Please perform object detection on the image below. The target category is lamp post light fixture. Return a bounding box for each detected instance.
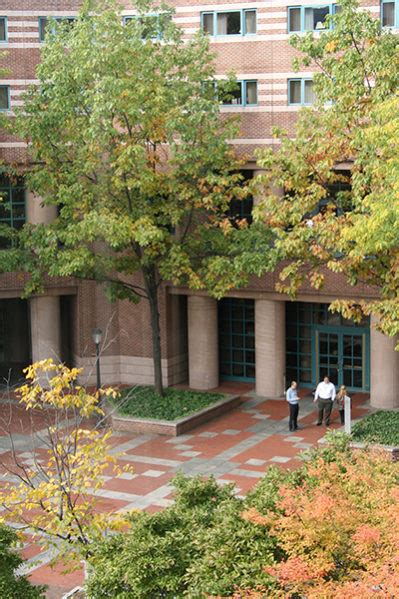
[92,328,103,391]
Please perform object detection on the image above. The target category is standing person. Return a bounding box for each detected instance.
[336,385,350,425]
[286,381,300,432]
[313,376,336,426]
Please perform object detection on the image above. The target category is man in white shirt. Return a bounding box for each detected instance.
[314,376,336,426]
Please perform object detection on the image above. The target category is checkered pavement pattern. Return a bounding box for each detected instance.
[0,386,370,598]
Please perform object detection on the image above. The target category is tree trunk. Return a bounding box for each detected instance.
[142,266,164,397]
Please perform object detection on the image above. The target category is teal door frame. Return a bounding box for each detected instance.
[312,324,370,391]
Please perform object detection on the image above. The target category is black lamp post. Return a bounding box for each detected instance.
[92,328,103,391]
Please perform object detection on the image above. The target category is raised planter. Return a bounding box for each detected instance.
[109,394,243,436]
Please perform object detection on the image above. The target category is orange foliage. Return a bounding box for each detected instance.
[241,449,399,598]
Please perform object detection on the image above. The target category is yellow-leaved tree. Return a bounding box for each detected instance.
[0,359,130,563]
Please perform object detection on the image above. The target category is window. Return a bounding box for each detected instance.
[0,177,26,248]
[226,170,254,225]
[0,86,10,111]
[381,0,396,26]
[305,170,352,218]
[220,80,258,106]
[0,17,7,43]
[38,16,76,42]
[288,78,315,105]
[123,14,170,39]
[288,5,335,32]
[201,9,256,36]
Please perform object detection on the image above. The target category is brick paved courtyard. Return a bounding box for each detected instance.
[0,384,370,598]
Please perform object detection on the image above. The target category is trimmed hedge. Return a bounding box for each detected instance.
[113,386,224,421]
[352,410,399,445]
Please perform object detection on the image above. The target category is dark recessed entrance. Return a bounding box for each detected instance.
[218,298,255,382]
[0,298,31,385]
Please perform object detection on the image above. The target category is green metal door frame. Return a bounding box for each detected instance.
[313,324,370,391]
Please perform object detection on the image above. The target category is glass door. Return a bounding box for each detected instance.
[316,329,368,390]
[342,333,365,389]
[317,331,340,385]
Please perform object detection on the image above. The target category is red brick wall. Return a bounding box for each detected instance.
[0,0,381,371]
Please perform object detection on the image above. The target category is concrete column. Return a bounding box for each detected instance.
[370,315,399,408]
[30,296,61,363]
[188,296,218,390]
[255,299,285,397]
[26,190,57,225]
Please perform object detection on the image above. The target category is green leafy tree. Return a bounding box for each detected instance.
[5,0,265,395]
[253,0,399,338]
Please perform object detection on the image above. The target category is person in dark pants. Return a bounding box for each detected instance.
[286,380,300,432]
[313,376,336,426]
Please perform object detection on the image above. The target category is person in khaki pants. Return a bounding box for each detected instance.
[313,376,336,426]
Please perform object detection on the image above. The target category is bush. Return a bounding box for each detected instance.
[352,410,399,445]
[241,442,399,598]
[113,386,224,420]
[0,525,45,598]
[86,473,281,598]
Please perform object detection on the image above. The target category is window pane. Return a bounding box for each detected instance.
[245,10,256,34]
[304,8,314,30]
[289,80,301,104]
[299,370,311,383]
[304,80,315,104]
[246,81,257,105]
[313,6,329,29]
[39,17,48,41]
[382,2,395,26]
[202,13,214,34]
[0,87,9,110]
[217,12,241,35]
[289,7,301,31]
[222,82,242,105]
[140,15,159,39]
[0,18,6,41]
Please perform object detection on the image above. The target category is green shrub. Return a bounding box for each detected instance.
[352,410,399,445]
[113,387,224,420]
[86,475,237,598]
[86,473,280,598]
[0,525,45,598]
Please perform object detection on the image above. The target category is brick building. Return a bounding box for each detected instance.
[0,0,398,408]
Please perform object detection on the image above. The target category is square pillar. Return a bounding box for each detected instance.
[370,315,399,408]
[255,299,285,397]
[188,296,218,390]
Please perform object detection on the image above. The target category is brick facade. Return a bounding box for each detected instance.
[0,0,394,405]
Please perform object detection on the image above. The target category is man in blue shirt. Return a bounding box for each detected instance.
[286,380,300,432]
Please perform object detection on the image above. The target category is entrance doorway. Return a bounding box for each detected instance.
[317,329,367,389]
[286,302,370,392]
[0,298,31,384]
[218,298,255,381]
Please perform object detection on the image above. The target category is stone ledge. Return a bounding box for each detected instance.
[109,394,243,436]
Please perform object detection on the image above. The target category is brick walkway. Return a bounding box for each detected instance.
[0,384,370,598]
